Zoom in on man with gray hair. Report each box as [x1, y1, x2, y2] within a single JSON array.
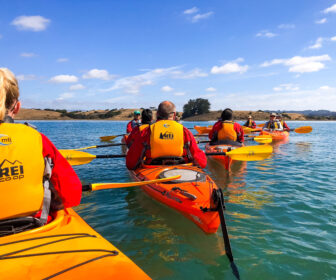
[[126, 101, 207, 170]]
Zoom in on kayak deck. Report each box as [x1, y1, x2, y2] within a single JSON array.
[[131, 165, 220, 234], [260, 130, 289, 141], [0, 208, 150, 279]]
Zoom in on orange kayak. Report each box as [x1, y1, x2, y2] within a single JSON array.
[[130, 164, 220, 234], [260, 130, 289, 141], [0, 208, 150, 279]]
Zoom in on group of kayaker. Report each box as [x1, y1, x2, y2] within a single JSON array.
[[243, 113, 290, 132], [0, 68, 82, 228]]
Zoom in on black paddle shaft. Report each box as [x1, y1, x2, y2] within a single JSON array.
[[95, 155, 126, 159], [96, 143, 126, 148], [205, 152, 228, 156]]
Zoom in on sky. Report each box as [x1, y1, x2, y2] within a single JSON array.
[[1, 0, 336, 111]]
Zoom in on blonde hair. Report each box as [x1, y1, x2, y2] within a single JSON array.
[[0, 68, 19, 120]]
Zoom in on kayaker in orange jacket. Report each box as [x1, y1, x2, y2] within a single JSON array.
[[276, 114, 290, 132], [126, 110, 141, 133], [243, 115, 256, 128], [126, 101, 207, 170], [209, 108, 244, 146], [126, 108, 153, 147], [0, 68, 82, 228]]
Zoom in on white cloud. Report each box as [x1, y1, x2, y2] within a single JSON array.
[[331, 36, 336, 41], [69, 84, 85, 90], [278, 24, 295, 29], [324, 3, 336, 13], [191, 12, 214, 23], [174, 92, 186, 96], [57, 58, 68, 63], [256, 30, 277, 38], [261, 55, 331, 73], [20, 52, 36, 58], [49, 75, 78, 83], [57, 92, 75, 101], [309, 37, 324, 49], [211, 59, 249, 74], [184, 7, 198, 15], [201, 93, 216, 98], [11, 15, 50, 31], [161, 85, 173, 92], [16, 74, 36, 81], [206, 87, 216, 92], [82, 69, 116, 80], [210, 87, 336, 111], [173, 68, 208, 79], [315, 18, 327, 24], [273, 83, 300, 92], [101, 66, 180, 94]]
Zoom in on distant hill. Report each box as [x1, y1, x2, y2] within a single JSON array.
[[182, 110, 306, 121], [267, 110, 336, 120]]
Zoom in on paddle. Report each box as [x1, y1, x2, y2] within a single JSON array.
[[60, 150, 126, 166], [292, 126, 312, 133], [242, 126, 261, 133], [82, 175, 181, 191], [100, 134, 126, 141], [75, 143, 126, 151], [257, 123, 265, 127], [205, 145, 272, 161]]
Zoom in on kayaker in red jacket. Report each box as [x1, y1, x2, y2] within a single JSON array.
[[126, 101, 206, 170], [0, 68, 81, 227], [209, 108, 244, 146], [243, 115, 256, 128], [126, 109, 153, 147], [126, 110, 141, 133], [276, 114, 290, 132]]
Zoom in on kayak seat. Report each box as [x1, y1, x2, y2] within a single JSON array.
[[158, 168, 206, 183], [149, 157, 186, 166], [0, 216, 44, 237]]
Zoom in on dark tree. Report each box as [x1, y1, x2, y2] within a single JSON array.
[[182, 98, 210, 118]]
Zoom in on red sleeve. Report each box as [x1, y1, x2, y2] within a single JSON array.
[[209, 121, 221, 140], [184, 128, 207, 168], [252, 121, 256, 128], [283, 122, 290, 131], [126, 126, 139, 147], [126, 128, 150, 170], [234, 123, 245, 143], [126, 121, 133, 133], [41, 134, 82, 208]]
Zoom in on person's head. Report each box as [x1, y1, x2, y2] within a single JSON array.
[[133, 110, 141, 120], [141, 109, 153, 124], [0, 68, 21, 121], [276, 113, 282, 120], [248, 115, 252, 120], [221, 108, 233, 121], [270, 112, 276, 120], [157, 101, 176, 120]]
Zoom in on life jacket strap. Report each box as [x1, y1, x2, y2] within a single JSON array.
[[40, 157, 53, 225]]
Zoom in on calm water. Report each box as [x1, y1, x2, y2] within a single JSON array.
[[26, 120, 336, 280]]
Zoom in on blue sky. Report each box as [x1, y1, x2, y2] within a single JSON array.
[[1, 0, 336, 111]]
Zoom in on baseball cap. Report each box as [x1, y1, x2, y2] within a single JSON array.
[[134, 110, 141, 115]]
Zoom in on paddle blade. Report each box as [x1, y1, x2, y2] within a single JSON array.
[[60, 150, 96, 166], [257, 123, 265, 127], [100, 135, 117, 141], [91, 175, 181, 191], [253, 135, 272, 144], [226, 145, 273, 161], [294, 126, 312, 134]]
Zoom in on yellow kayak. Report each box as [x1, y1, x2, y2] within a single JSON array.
[[0, 208, 150, 279]]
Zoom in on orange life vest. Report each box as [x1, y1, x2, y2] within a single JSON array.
[[217, 121, 237, 141], [0, 123, 45, 220], [150, 120, 184, 159], [139, 124, 149, 132]]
